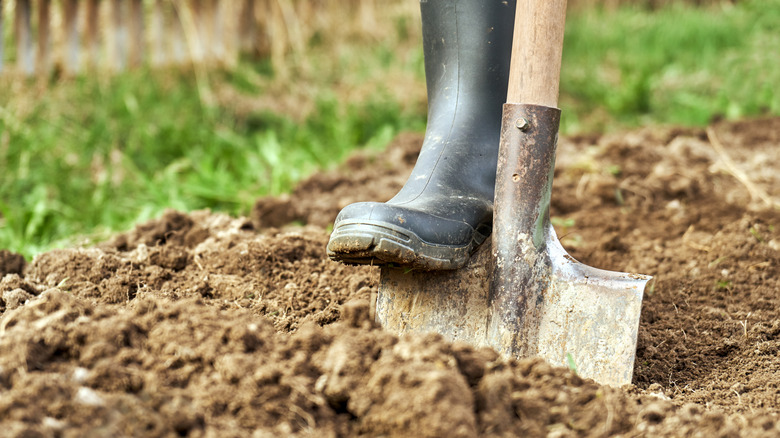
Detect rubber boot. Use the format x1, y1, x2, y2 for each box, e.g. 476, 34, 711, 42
327, 0, 516, 270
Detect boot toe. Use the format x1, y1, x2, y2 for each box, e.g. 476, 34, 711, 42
327, 201, 490, 270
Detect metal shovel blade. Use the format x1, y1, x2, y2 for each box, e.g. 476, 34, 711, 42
376, 103, 651, 387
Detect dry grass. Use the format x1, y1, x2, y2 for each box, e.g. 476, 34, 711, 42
1, 0, 734, 77
0, 0, 421, 76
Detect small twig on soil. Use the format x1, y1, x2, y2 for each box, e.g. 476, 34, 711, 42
618, 176, 654, 204
603, 394, 614, 435
739, 320, 748, 337
706, 126, 778, 209
289, 403, 316, 429
369, 289, 377, 321
747, 261, 771, 271
733, 389, 743, 405
575, 173, 592, 201
739, 312, 752, 337
682, 225, 711, 252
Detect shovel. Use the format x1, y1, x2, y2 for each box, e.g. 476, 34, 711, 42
376, 0, 652, 386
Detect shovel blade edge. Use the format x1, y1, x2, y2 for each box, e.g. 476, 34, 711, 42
533, 232, 650, 387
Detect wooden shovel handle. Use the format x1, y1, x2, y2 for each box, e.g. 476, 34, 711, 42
506, 0, 568, 107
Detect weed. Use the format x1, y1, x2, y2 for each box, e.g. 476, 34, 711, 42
606, 165, 622, 177
552, 217, 578, 244
749, 227, 764, 243
646, 278, 656, 297
708, 256, 728, 268
615, 188, 625, 206
561, 234, 584, 249
551, 217, 576, 230
566, 353, 579, 375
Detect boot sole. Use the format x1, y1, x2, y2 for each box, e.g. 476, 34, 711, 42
327, 220, 486, 270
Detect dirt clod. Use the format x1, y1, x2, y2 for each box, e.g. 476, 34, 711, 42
0, 250, 25, 276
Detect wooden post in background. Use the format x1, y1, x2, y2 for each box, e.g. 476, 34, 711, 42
36, 0, 52, 74
239, 0, 256, 53
357, 0, 379, 39
62, 0, 79, 75
171, 1, 186, 63
278, 0, 304, 54
211, 0, 226, 64
202, 0, 217, 62
129, 0, 145, 68
111, 0, 128, 71
86, 0, 100, 69
188, 0, 205, 62
0, 0, 4, 73
268, 0, 285, 71
150, 0, 164, 66
256, 0, 271, 57
15, 0, 34, 74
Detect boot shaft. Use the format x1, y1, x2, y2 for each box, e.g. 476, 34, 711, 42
421, 0, 516, 135
391, 0, 516, 204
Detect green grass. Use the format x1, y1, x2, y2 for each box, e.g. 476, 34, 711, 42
1, 0, 778, 258
560, 0, 780, 132
0, 69, 424, 258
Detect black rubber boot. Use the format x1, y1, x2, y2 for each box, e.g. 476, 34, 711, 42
327, 0, 516, 270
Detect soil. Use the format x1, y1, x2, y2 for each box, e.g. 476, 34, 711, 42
1, 118, 778, 437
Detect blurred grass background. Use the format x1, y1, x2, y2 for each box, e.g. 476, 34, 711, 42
1, 0, 778, 258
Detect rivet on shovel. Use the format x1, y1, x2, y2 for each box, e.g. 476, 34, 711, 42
515, 117, 530, 131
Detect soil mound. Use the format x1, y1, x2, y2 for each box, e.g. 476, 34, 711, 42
1, 118, 778, 436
